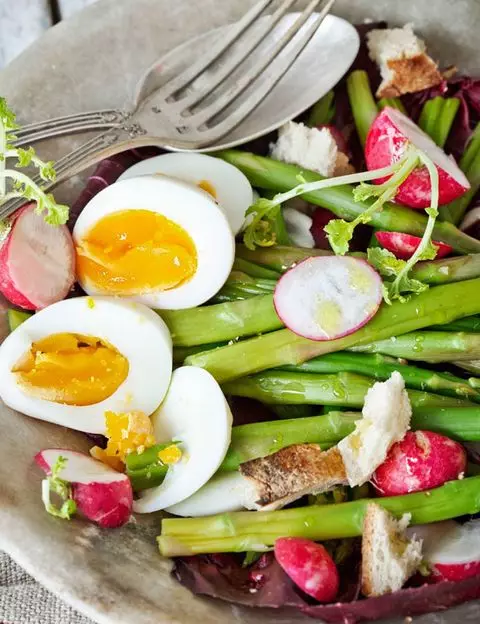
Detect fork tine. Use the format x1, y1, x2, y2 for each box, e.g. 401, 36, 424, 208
157, 0, 275, 100
187, 0, 334, 130
174, 0, 298, 112
196, 0, 334, 142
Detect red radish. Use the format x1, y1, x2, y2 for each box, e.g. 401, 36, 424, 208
409, 520, 480, 582
375, 231, 453, 260
35, 449, 132, 528
365, 107, 470, 208
310, 207, 336, 249
273, 256, 382, 341
372, 431, 466, 497
0, 203, 75, 310
274, 537, 339, 602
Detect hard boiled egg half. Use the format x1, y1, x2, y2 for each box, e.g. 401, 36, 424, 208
0, 297, 172, 433
133, 366, 232, 513
73, 175, 235, 310
118, 153, 253, 235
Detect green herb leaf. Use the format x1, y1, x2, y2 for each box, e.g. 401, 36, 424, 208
324, 218, 354, 255
41, 455, 77, 520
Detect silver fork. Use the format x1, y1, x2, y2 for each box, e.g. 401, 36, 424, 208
1, 0, 334, 220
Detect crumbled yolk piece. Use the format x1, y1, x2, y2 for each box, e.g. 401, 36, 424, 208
197, 179, 217, 198
158, 444, 182, 465
105, 410, 156, 461
90, 446, 125, 472
75, 209, 198, 295
12, 333, 128, 405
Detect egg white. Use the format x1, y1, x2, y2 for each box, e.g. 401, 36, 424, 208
133, 366, 232, 513
73, 176, 235, 310
118, 153, 253, 235
0, 297, 172, 434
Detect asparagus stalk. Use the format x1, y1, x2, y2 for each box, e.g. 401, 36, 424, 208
232, 257, 280, 279
418, 97, 444, 140
346, 70, 378, 146
270, 404, 316, 419
159, 294, 281, 347
7, 309, 32, 332
217, 151, 480, 254
418, 97, 460, 148
377, 97, 407, 114
351, 331, 480, 362
158, 476, 480, 555
411, 406, 480, 441
307, 90, 336, 127
281, 352, 480, 401
173, 343, 224, 365
222, 370, 475, 408
212, 272, 275, 303
439, 122, 480, 224
454, 360, 480, 375
431, 315, 480, 332
186, 278, 480, 382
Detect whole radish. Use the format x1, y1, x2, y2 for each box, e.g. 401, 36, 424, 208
372, 431, 466, 496
375, 231, 453, 260
365, 108, 470, 209
36, 449, 132, 528
410, 520, 480, 582
274, 537, 339, 602
0, 203, 75, 310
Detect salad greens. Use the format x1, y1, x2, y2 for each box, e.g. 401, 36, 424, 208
0, 98, 68, 227
40, 456, 76, 520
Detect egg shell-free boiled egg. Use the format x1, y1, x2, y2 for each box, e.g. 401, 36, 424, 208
0, 297, 172, 434
118, 153, 253, 235
133, 366, 232, 513
73, 175, 235, 310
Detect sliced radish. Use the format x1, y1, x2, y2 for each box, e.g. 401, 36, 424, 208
35, 449, 132, 528
274, 537, 339, 602
375, 231, 453, 260
282, 207, 315, 248
273, 256, 382, 341
0, 203, 75, 310
365, 108, 470, 208
372, 431, 466, 497
409, 519, 480, 582
310, 207, 336, 250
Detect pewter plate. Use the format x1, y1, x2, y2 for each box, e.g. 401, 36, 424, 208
0, 1, 479, 623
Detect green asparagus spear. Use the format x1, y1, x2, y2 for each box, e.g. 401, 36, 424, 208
351, 331, 480, 362
377, 98, 407, 114
418, 97, 460, 148
7, 309, 32, 332
173, 343, 225, 365
307, 90, 336, 127
158, 476, 480, 555
186, 278, 480, 382
212, 272, 275, 303
217, 151, 480, 254
346, 70, 378, 146
232, 257, 280, 279
159, 294, 281, 347
430, 315, 480, 332
454, 360, 480, 375
281, 352, 480, 401
222, 370, 475, 408
235, 244, 331, 273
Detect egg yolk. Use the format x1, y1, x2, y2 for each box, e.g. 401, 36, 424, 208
197, 179, 217, 198
75, 209, 198, 294
104, 410, 156, 461
12, 333, 129, 406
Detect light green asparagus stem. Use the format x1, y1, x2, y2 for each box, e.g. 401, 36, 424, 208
212, 272, 275, 303
430, 315, 480, 332
436, 98, 461, 148
454, 360, 480, 375
222, 370, 475, 408
307, 90, 336, 127
351, 331, 480, 362
7, 308, 32, 332
159, 294, 281, 347
282, 352, 480, 401
217, 151, 480, 254
232, 257, 280, 279
377, 98, 407, 114
418, 96, 444, 141
235, 244, 331, 273
346, 70, 378, 146
186, 278, 480, 382
439, 122, 480, 224
411, 407, 480, 441
173, 343, 225, 365
158, 476, 480, 555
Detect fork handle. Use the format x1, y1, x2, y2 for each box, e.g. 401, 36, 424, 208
10, 109, 130, 147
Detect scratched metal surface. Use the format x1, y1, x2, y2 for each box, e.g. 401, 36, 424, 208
0, 1, 479, 623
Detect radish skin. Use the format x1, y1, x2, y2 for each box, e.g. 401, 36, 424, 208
35, 449, 132, 528
375, 231, 453, 260
0, 203, 75, 310
274, 537, 339, 602
273, 256, 382, 341
365, 108, 470, 209
310, 207, 336, 249
372, 431, 467, 496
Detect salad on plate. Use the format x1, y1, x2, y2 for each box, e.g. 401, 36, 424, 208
2, 19, 480, 623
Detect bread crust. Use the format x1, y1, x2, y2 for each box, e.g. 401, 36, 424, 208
377, 53, 443, 98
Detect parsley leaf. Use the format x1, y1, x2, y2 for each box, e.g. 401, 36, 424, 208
41, 455, 77, 520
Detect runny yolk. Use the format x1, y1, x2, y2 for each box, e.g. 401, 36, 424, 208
12, 333, 129, 406
197, 179, 217, 198
75, 209, 198, 294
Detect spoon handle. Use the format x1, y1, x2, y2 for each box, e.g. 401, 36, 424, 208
9, 109, 129, 147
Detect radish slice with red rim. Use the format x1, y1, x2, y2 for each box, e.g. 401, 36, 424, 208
273, 256, 383, 341
365, 107, 470, 208
375, 231, 453, 260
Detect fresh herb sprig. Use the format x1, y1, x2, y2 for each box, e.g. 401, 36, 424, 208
41, 455, 77, 520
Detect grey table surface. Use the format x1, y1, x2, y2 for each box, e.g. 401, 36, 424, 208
0, 2, 98, 622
